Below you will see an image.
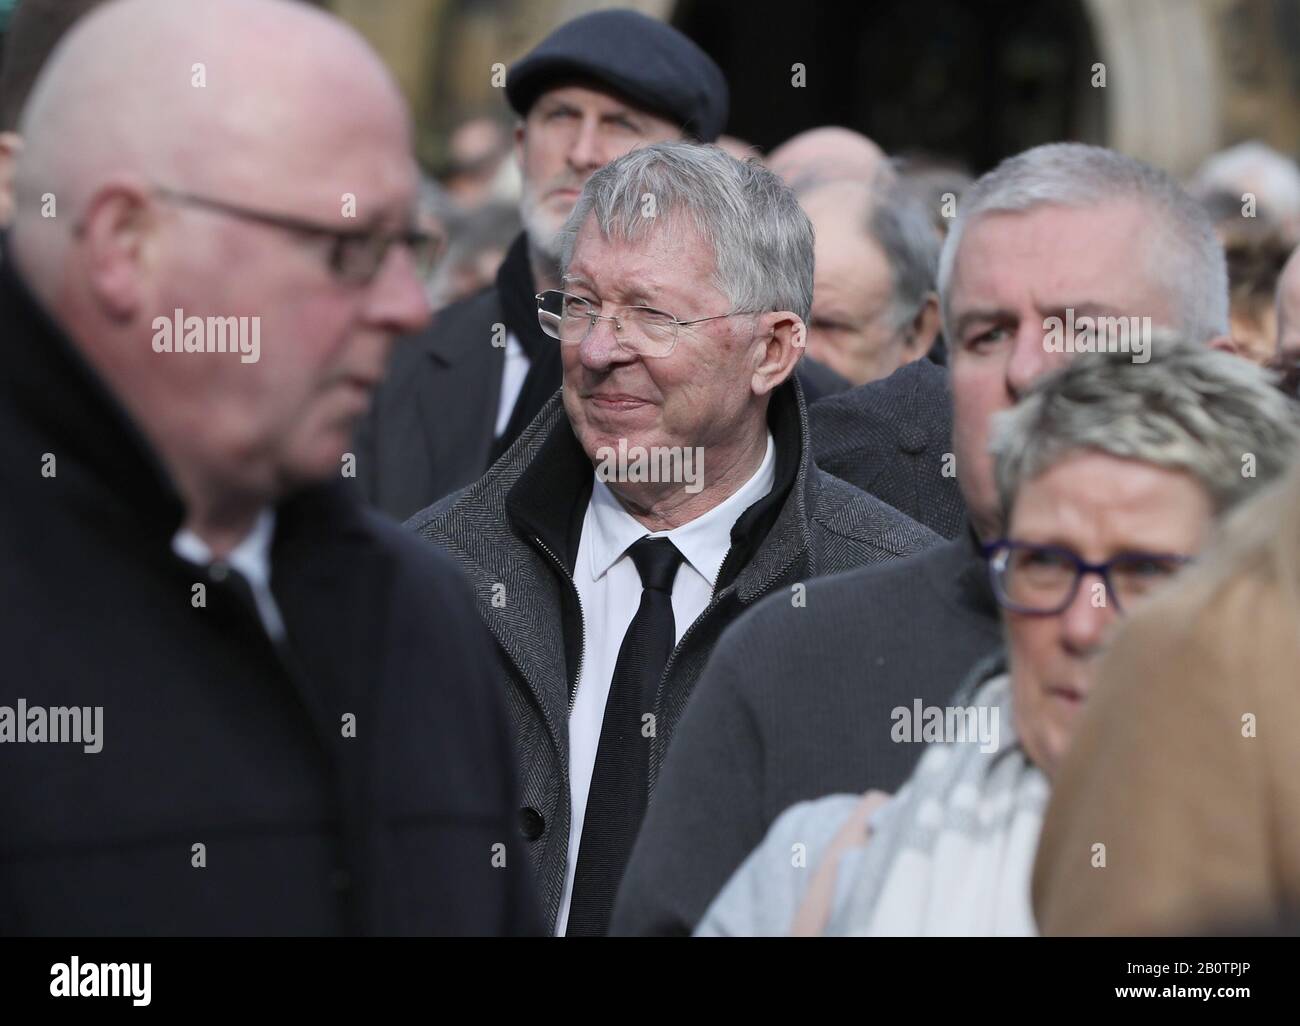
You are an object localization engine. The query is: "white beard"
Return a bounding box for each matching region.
[519,186,567,265]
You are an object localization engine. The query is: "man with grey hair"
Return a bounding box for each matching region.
[408,140,938,936]
[695,337,1297,936]
[798,176,941,386]
[799,174,962,538]
[613,141,1235,936]
[354,10,842,521]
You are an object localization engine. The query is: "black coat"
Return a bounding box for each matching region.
[611,532,1001,936]
[809,358,965,539]
[0,245,539,936]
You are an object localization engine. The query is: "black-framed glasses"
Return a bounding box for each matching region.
[982,539,1193,616]
[535,288,760,358]
[150,186,443,284]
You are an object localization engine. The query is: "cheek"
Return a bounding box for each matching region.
[950,363,1006,446]
[524,133,561,183]
[1008,619,1051,696]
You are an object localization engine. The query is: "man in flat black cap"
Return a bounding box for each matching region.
[355,8,846,521]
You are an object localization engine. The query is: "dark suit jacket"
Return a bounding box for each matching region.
[610,531,1002,936]
[0,243,539,936]
[355,286,507,522]
[809,358,965,538]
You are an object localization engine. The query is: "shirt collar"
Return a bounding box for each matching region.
[585,432,776,589]
[172,508,278,590]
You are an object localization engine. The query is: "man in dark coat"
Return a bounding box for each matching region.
[810,357,964,538]
[354,8,847,521]
[408,142,937,934]
[611,142,1235,936]
[0,0,536,936]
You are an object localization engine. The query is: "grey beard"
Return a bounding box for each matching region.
[519,192,566,267]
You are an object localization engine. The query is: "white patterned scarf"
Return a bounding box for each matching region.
[820,665,1050,935]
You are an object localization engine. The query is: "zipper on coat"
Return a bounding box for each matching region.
[531,535,586,717]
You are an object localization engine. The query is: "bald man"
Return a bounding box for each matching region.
[0,0,109,228]
[0,0,537,935]
[766,125,889,189]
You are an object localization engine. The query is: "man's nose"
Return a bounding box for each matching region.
[1005,321,1063,400]
[578,314,635,372]
[366,244,432,335]
[567,114,607,174]
[1059,572,1116,656]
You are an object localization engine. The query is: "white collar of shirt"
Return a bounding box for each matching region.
[584,431,776,590]
[172,509,285,641]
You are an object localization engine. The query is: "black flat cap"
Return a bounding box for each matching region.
[506,8,728,142]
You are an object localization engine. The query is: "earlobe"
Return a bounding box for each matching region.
[513,121,527,168]
[750,313,803,396]
[904,295,942,363]
[1208,334,1240,357]
[78,185,155,322]
[0,131,22,228]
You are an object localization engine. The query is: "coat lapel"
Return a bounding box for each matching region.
[414,294,505,499]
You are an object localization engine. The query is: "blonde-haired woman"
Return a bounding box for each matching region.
[1034,452,1300,935]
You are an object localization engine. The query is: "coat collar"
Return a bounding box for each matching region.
[0,233,376,556]
[425,376,818,749]
[0,233,188,544]
[502,376,815,598]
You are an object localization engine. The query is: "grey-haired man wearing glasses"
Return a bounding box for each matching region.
[0,0,537,935]
[409,141,938,936]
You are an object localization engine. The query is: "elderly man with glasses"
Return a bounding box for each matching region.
[0,0,538,935]
[692,338,1298,936]
[409,141,939,936]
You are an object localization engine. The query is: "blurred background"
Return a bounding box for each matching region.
[3,0,1299,319]
[305,0,1300,180]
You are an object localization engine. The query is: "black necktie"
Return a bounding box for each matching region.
[566,537,684,936]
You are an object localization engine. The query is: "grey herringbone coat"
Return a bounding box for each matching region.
[407,379,939,931]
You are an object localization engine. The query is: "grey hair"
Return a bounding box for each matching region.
[869,179,940,332]
[938,143,1229,344]
[558,141,814,322]
[990,334,1300,525]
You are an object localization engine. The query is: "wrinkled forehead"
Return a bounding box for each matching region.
[565,209,720,301]
[950,200,1172,314]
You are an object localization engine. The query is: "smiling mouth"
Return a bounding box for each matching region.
[586,393,651,410]
[1047,685,1085,706]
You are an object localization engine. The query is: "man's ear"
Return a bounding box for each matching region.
[1208,334,1241,357]
[900,292,942,363]
[76,181,159,321]
[0,131,23,228]
[751,311,804,396]
[513,120,527,169]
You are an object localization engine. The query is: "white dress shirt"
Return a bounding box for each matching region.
[555,432,776,935]
[494,332,531,438]
[172,509,286,642]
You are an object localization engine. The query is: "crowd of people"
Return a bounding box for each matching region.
[2,0,1299,938]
